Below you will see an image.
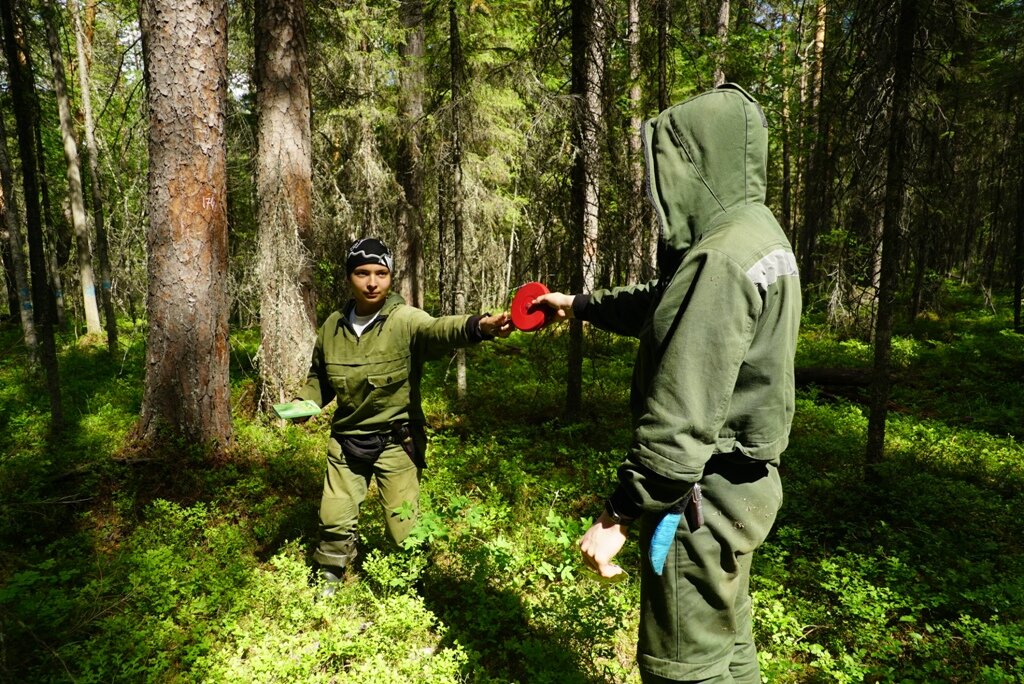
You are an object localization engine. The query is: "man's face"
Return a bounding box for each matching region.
[349,264,392,314]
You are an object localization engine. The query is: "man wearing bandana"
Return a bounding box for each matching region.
[295,237,513,588]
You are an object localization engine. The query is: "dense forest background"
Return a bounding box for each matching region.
[1,0,1023,682]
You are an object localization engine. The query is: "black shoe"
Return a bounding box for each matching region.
[319,565,344,597]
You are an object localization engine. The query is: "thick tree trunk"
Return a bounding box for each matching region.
[866,0,917,474]
[0,111,37,355]
[70,0,117,352]
[396,0,425,309]
[254,0,315,410]
[138,0,231,450]
[1,0,63,428]
[713,0,730,87]
[43,0,102,336]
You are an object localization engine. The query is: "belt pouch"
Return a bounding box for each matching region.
[339,433,386,464]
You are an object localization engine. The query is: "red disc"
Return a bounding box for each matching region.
[511,281,553,332]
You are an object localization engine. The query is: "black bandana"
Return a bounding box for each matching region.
[346,238,394,275]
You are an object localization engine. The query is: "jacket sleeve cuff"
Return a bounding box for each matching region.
[465,314,493,342]
[605,485,642,524]
[572,294,592,321]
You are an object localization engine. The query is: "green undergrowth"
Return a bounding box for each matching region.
[1,296,1023,682]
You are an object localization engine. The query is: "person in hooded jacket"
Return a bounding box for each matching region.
[536,84,801,683]
[295,238,513,587]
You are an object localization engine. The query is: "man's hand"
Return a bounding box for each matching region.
[531,292,576,322]
[480,312,514,338]
[579,511,628,579]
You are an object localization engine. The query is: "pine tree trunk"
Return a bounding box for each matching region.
[713,0,730,87]
[626,0,651,279]
[657,0,668,111]
[568,0,603,416]
[255,0,315,410]
[0,111,37,356]
[1013,107,1023,332]
[24,19,67,328]
[137,0,232,450]
[448,0,467,399]
[1,236,15,319]
[43,0,102,336]
[798,0,827,284]
[780,27,793,239]
[396,0,425,309]
[1,0,63,428]
[69,0,117,352]
[866,0,917,474]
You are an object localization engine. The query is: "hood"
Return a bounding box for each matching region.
[642,83,770,277]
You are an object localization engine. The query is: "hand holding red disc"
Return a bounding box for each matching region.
[511,281,554,332]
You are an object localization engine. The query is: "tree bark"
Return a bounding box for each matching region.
[657,0,668,111]
[626,0,651,279]
[866,0,917,474]
[798,0,827,284]
[1014,106,1023,332]
[137,0,231,450]
[254,0,315,410]
[69,0,117,352]
[43,0,102,336]
[448,0,467,399]
[1,0,63,428]
[713,0,730,87]
[396,0,425,309]
[0,112,37,354]
[780,24,793,239]
[21,10,67,328]
[568,0,603,416]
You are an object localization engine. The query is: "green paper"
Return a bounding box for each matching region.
[584,566,628,585]
[272,400,321,420]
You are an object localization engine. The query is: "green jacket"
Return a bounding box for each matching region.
[298,293,485,436]
[577,84,802,518]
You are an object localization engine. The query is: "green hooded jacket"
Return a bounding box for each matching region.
[576,84,802,518]
[298,293,485,436]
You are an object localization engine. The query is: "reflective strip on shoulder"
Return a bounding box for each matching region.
[746,249,798,291]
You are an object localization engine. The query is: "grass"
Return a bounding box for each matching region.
[1,291,1023,682]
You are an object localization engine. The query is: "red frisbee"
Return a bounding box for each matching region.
[511,281,554,332]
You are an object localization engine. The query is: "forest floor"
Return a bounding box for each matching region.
[1,284,1023,683]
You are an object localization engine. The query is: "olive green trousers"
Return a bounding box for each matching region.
[313,437,421,569]
[637,456,782,684]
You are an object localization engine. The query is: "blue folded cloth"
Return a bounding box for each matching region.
[650,510,682,575]
[649,484,702,576]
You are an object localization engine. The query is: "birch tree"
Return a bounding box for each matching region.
[42,0,101,335]
[70,0,117,351]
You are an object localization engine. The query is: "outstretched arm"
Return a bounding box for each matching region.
[534,280,660,338]
[478,312,514,338]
